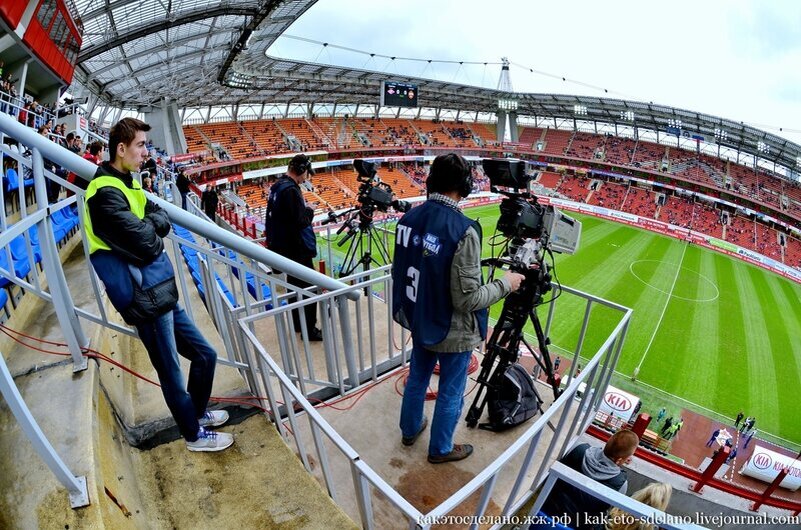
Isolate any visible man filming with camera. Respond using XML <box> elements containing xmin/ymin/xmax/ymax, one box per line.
<box><xmin>392</xmin><ymin>153</ymin><xmax>524</xmax><ymax>463</ymax></box>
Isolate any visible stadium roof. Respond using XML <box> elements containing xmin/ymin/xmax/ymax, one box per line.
<box><xmin>72</xmin><ymin>0</ymin><xmax>801</xmax><ymax>173</ymax></box>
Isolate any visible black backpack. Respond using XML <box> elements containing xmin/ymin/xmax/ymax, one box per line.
<box><xmin>484</xmin><ymin>363</ymin><xmax>542</xmax><ymax>431</ymax></box>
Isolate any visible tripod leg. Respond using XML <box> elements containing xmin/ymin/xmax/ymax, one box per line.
<box><xmin>529</xmin><ymin>309</ymin><xmax>560</xmax><ymax>399</ymax></box>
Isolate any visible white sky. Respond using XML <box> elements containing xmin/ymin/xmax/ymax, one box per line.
<box><xmin>267</xmin><ymin>0</ymin><xmax>801</xmax><ymax>147</ymax></box>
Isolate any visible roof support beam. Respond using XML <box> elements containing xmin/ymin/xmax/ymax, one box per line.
<box><xmin>78</xmin><ymin>6</ymin><xmax>257</xmax><ymax>63</ymax></box>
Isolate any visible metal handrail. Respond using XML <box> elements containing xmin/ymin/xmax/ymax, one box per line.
<box><xmin>0</xmin><ymin>112</ymin><xmax>358</xmax><ymax>300</ymax></box>
<box><xmin>532</xmin><ymin>462</ymin><xmax>706</xmax><ymax>530</ymax></box>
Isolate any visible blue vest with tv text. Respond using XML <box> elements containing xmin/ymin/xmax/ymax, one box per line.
<box><xmin>392</xmin><ymin>200</ymin><xmax>488</xmax><ymax>347</ymax></box>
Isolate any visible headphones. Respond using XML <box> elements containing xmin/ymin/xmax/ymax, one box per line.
<box><xmin>457</xmin><ymin>164</ymin><xmax>473</xmax><ymax>198</ymax></box>
<box><xmin>289</xmin><ymin>155</ymin><xmax>313</xmax><ymax>176</ymax></box>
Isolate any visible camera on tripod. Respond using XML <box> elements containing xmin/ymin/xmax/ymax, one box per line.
<box><xmin>322</xmin><ymin>160</ymin><xmax>411</xmax><ymax>277</ymax></box>
<box><xmin>464</xmin><ymin>159</ymin><xmax>582</xmax><ymax>432</ymax></box>
<box><xmin>354</xmin><ymin>159</ymin><xmax>411</xmax><ymax>215</ymax></box>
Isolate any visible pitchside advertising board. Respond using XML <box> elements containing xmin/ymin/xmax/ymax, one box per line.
<box><xmin>741</xmin><ymin>445</ymin><xmax>801</xmax><ymax>491</ymax></box>
<box><xmin>570</xmin><ymin>382</ymin><xmax>642</xmax><ymax>423</ymax></box>
<box><xmin>598</xmin><ymin>386</ymin><xmax>642</xmax><ymax>423</ymax></box>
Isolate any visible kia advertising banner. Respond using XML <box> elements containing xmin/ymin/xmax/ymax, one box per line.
<box><xmin>741</xmin><ymin>445</ymin><xmax>801</xmax><ymax>491</ymax></box>
<box><xmin>597</xmin><ymin>385</ymin><xmax>641</xmax><ymax>423</ymax></box>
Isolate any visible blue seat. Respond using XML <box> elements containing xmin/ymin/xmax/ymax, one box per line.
<box><xmin>180</xmin><ymin>245</ymin><xmax>198</xmax><ymax>257</ymax></box>
<box><xmin>190</xmin><ymin>270</ymin><xmax>202</xmax><ymax>286</ymax></box>
<box><xmin>185</xmin><ymin>254</ymin><xmax>199</xmax><ymax>272</ymax></box>
<box><xmin>0</xmin><ymin>248</ymin><xmax>30</xmax><ymax>280</ymax></box>
<box><xmin>0</xmin><ymin>287</ymin><xmax>8</xmax><ymax>312</ymax></box>
<box><xmin>10</xmin><ymin>234</ymin><xmax>41</xmax><ymax>264</ymax></box>
<box><xmin>50</xmin><ymin>219</ymin><xmax>68</xmax><ymax>243</ymax></box>
<box><xmin>215</xmin><ymin>274</ymin><xmax>236</xmax><ymax>306</ymax></box>
<box><xmin>52</xmin><ymin>209</ymin><xmax>78</xmax><ymax>230</ymax></box>
<box><xmin>4</xmin><ymin>168</ymin><xmax>19</xmax><ymax>192</ymax></box>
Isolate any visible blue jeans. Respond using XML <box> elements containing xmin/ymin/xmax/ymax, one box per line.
<box><xmin>135</xmin><ymin>306</ymin><xmax>217</xmax><ymax>442</ymax></box>
<box><xmin>181</xmin><ymin>192</ymin><xmax>188</xmax><ymax>210</ymax></box>
<box><xmin>400</xmin><ymin>342</ymin><xmax>471</xmax><ymax>457</ymax></box>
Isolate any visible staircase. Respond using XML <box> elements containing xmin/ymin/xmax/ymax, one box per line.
<box><xmin>305</xmin><ymin>117</ymin><xmax>333</xmax><ymax>148</ymax></box>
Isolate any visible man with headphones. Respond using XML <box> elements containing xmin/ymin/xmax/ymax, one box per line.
<box><xmin>392</xmin><ymin>153</ymin><xmax>524</xmax><ymax>463</ymax></box>
<box><xmin>264</xmin><ymin>154</ymin><xmax>322</xmax><ymax>341</ymax></box>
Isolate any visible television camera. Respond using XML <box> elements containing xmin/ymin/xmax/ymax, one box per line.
<box><xmin>323</xmin><ymin>160</ymin><xmax>410</xmax><ymax>277</ymax></box>
<box><xmin>465</xmin><ymin>159</ymin><xmax>581</xmax><ymax>431</ymax></box>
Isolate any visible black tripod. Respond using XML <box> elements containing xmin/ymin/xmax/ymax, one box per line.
<box><xmin>336</xmin><ymin>206</ymin><xmax>392</xmax><ymax>277</ymax></box>
<box><xmin>465</xmin><ymin>256</ymin><xmax>560</xmax><ymax>429</ymax></box>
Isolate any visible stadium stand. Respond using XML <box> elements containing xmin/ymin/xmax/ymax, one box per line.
<box><xmin>516</xmin><ymin>127</ymin><xmax>540</xmax><ymax>149</ymax></box>
<box><xmin>470</xmin><ymin>122</ymin><xmax>497</xmax><ymax>146</ymax></box>
<box><xmin>535</xmin><ymin>171</ymin><xmax>562</xmax><ymax>190</ymax></box>
<box><xmin>541</xmin><ymin>128</ymin><xmax>572</xmax><ymax>155</ymax></box>
<box><xmin>603</xmin><ymin>137</ymin><xmax>637</xmax><ymax>165</ymax></box>
<box><xmin>620</xmin><ymin>186</ymin><xmax>657</xmax><ymax>219</ymax></box>
<box><xmin>631</xmin><ymin>140</ymin><xmax>665</xmax><ymax>170</ymax></box>
<box><xmin>785</xmin><ymin>235</ymin><xmax>801</xmax><ymax>268</ymax></box>
<box><xmin>661</xmin><ymin>196</ymin><xmax>695</xmax><ymax>229</ymax></box>
<box><xmin>756</xmin><ymin>223</ymin><xmax>783</xmax><ymax>260</ymax></box>
<box><xmin>587</xmin><ymin>181</ymin><xmax>626</xmax><ymax>209</ymax></box>
<box><xmin>566</xmin><ymin>131</ymin><xmax>604</xmax><ymax>160</ymax></box>
<box><xmin>725</xmin><ymin>213</ymin><xmax>756</xmax><ymax>248</ymax></box>
<box><xmin>556</xmin><ymin>174</ymin><xmax>590</xmax><ymax>202</ymax></box>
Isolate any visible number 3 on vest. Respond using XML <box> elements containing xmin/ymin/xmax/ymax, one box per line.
<box><xmin>406</xmin><ymin>266</ymin><xmax>420</xmax><ymax>302</ymax></box>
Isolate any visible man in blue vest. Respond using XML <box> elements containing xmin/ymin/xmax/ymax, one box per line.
<box><xmin>85</xmin><ymin>118</ymin><xmax>232</xmax><ymax>452</ymax></box>
<box><xmin>392</xmin><ymin>153</ymin><xmax>524</xmax><ymax>463</ymax></box>
<box><xmin>264</xmin><ymin>154</ymin><xmax>322</xmax><ymax>341</ymax></box>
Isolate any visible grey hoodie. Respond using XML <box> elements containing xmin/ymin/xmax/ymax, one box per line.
<box><xmin>581</xmin><ymin>446</ymin><xmax>629</xmax><ymax>493</ymax></box>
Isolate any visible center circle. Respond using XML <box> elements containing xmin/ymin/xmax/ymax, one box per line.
<box><xmin>628</xmin><ymin>260</ymin><xmax>720</xmax><ymax>303</ymax></box>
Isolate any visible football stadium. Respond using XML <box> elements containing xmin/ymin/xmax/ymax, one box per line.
<box><xmin>1</xmin><ymin>0</ymin><xmax>801</xmax><ymax>528</ymax></box>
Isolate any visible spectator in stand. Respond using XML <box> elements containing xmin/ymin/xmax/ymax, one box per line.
<box><xmin>602</xmin><ymin>482</ymin><xmax>672</xmax><ymax>530</ymax></box>
<box><xmin>176</xmin><ymin>168</ymin><xmax>191</xmax><ymax>209</ymax></box>
<box><xmin>536</xmin><ymin>430</ymin><xmax>639</xmax><ymax>530</ymax></box>
<box><xmin>142</xmin><ymin>176</ymin><xmax>154</xmax><ymax>192</ymax></box>
<box><xmin>85</xmin><ymin>117</ymin><xmax>232</xmax><ymax>452</ymax></box>
<box><xmin>83</xmin><ymin>141</ymin><xmax>105</xmax><ymax>165</ymax></box>
<box><xmin>201</xmin><ymin>185</ymin><xmax>219</xmax><ymax>221</ymax></box>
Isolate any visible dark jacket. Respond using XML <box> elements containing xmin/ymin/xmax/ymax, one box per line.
<box><xmin>264</xmin><ymin>175</ymin><xmax>316</xmax><ymax>260</ymax></box>
<box><xmin>88</xmin><ymin>163</ymin><xmax>171</xmax><ymax>267</ymax></box>
<box><xmin>539</xmin><ymin>443</ymin><xmax>627</xmax><ymax>530</ymax></box>
<box><xmin>87</xmin><ymin>163</ymin><xmax>178</xmax><ymax>325</ymax></box>
<box><xmin>176</xmin><ymin>172</ymin><xmax>191</xmax><ymax>194</ymax></box>
<box><xmin>201</xmin><ymin>188</ymin><xmax>219</xmax><ymax>217</ymax></box>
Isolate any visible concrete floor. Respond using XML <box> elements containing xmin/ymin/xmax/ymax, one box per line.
<box><xmin>281</xmin><ymin>355</ymin><xmax>569</xmax><ymax>529</ymax></box>
<box><xmin>0</xmin><ymin>238</ymin><xmax>356</xmax><ymax>529</ymax></box>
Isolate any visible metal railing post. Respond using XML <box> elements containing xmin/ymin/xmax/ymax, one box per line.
<box><xmin>0</xmin><ymin>350</ymin><xmax>89</xmax><ymax>508</ymax></box>
<box><xmin>31</xmin><ymin>148</ymin><xmax>88</xmax><ymax>371</ymax></box>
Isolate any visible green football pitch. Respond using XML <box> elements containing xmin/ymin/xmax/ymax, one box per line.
<box><xmin>319</xmin><ymin>204</ymin><xmax>801</xmax><ymax>446</ymax></box>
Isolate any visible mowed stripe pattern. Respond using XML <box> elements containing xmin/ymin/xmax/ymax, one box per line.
<box><xmin>326</xmin><ymin>205</ymin><xmax>801</xmax><ymax>442</ymax></box>
<box><xmin>464</xmin><ymin>206</ymin><xmax>801</xmax><ymax>443</ymax></box>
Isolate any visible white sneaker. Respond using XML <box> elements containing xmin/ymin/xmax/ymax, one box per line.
<box><xmin>198</xmin><ymin>409</ymin><xmax>229</xmax><ymax>428</ymax></box>
<box><xmin>186</xmin><ymin>428</ymin><xmax>234</xmax><ymax>452</ymax></box>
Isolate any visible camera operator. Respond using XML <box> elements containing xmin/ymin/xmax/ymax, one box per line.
<box><xmin>264</xmin><ymin>154</ymin><xmax>323</xmax><ymax>341</ymax></box>
<box><xmin>392</xmin><ymin>153</ymin><xmax>524</xmax><ymax>463</ymax></box>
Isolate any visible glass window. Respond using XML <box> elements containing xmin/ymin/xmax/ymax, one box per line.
<box><xmin>37</xmin><ymin>0</ymin><xmax>58</xmax><ymax>29</ymax></box>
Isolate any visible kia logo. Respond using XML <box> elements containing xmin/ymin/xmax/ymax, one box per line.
<box><xmin>604</xmin><ymin>392</ymin><xmax>632</xmax><ymax>412</ymax></box>
<box><xmin>753</xmin><ymin>453</ymin><xmax>772</xmax><ymax>470</ymax></box>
